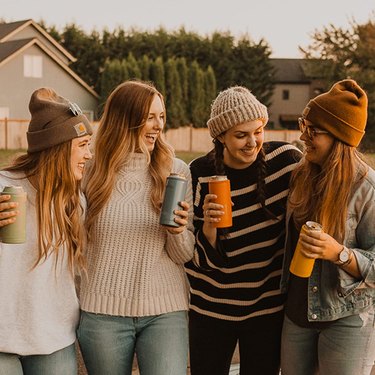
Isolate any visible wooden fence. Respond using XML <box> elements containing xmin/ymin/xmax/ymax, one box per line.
<box><xmin>0</xmin><ymin>119</ymin><xmax>302</xmax><ymax>152</ymax></box>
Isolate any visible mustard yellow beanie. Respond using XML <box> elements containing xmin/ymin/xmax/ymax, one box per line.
<box><xmin>302</xmin><ymin>79</ymin><xmax>367</xmax><ymax>147</ymax></box>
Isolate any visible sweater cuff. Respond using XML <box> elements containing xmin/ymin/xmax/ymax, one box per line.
<box><xmin>196</xmin><ymin>229</ymin><xmax>228</xmax><ymax>267</ymax></box>
<box><xmin>166</xmin><ymin>229</ymin><xmax>195</xmax><ymax>264</ymax></box>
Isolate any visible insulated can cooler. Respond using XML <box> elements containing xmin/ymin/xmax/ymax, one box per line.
<box><xmin>208</xmin><ymin>175</ymin><xmax>232</xmax><ymax>228</ymax></box>
<box><xmin>160</xmin><ymin>173</ymin><xmax>188</xmax><ymax>227</ymax></box>
<box><xmin>0</xmin><ymin>186</ymin><xmax>27</xmax><ymax>244</ymax></box>
<box><xmin>289</xmin><ymin>220</ymin><xmax>323</xmax><ymax>278</ymax></box>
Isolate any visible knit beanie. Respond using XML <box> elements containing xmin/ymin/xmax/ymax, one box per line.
<box><xmin>302</xmin><ymin>79</ymin><xmax>367</xmax><ymax>147</ymax></box>
<box><xmin>207</xmin><ymin>86</ymin><xmax>268</xmax><ymax>139</ymax></box>
<box><xmin>27</xmin><ymin>87</ymin><xmax>93</xmax><ymax>153</ymax></box>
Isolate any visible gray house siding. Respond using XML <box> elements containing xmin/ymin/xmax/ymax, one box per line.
<box><xmin>269</xmin><ymin>83</ymin><xmax>311</xmax><ymax>128</ymax></box>
<box><xmin>0</xmin><ymin>44</ymin><xmax>97</xmax><ymax>120</ymax></box>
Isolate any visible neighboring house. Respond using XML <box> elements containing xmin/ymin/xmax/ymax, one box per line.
<box><xmin>269</xmin><ymin>58</ymin><xmax>325</xmax><ymax>130</ymax></box>
<box><xmin>0</xmin><ymin>19</ymin><xmax>99</xmax><ymax>120</ymax></box>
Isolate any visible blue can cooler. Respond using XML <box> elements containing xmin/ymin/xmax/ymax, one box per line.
<box><xmin>160</xmin><ymin>173</ymin><xmax>187</xmax><ymax>227</ymax></box>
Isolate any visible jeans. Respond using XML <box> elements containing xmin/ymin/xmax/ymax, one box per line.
<box><xmin>281</xmin><ymin>312</ymin><xmax>375</xmax><ymax>375</ymax></box>
<box><xmin>0</xmin><ymin>343</ymin><xmax>77</xmax><ymax>375</ymax></box>
<box><xmin>77</xmin><ymin>310</ymin><xmax>188</xmax><ymax>375</ymax></box>
<box><xmin>189</xmin><ymin>310</ymin><xmax>283</xmax><ymax>375</ymax></box>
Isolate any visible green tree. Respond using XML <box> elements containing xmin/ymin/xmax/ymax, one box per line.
<box><xmin>203</xmin><ymin>65</ymin><xmax>217</xmax><ymax>124</ymax></box>
<box><xmin>139</xmin><ymin>55</ymin><xmax>151</xmax><ymax>81</ymax></box>
<box><xmin>189</xmin><ymin>61</ymin><xmax>205</xmax><ymax>128</ymax></box>
<box><xmin>165</xmin><ymin>58</ymin><xmax>184</xmax><ymax>128</ymax></box>
<box><xmin>176</xmin><ymin>57</ymin><xmax>190</xmax><ymax>124</ymax></box>
<box><xmin>232</xmin><ymin>36</ymin><xmax>274</xmax><ymax>105</ymax></box>
<box><xmin>100</xmin><ymin>59</ymin><xmax>128</xmax><ymax>105</ymax></box>
<box><xmin>126</xmin><ymin>52</ymin><xmax>141</xmax><ymax>79</ymax></box>
<box><xmin>150</xmin><ymin>57</ymin><xmax>166</xmax><ymax>96</ymax></box>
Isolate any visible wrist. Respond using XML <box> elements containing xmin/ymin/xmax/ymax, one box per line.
<box><xmin>334</xmin><ymin>246</ymin><xmax>353</xmax><ymax>267</ymax></box>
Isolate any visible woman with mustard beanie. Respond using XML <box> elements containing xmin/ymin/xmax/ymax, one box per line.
<box><xmin>280</xmin><ymin>79</ymin><xmax>375</xmax><ymax>375</ymax></box>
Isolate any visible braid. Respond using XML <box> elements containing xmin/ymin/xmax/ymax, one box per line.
<box><xmin>213</xmin><ymin>140</ymin><xmax>226</xmax><ymax>176</ymax></box>
<box><xmin>256</xmin><ymin>148</ymin><xmax>277</xmax><ymax>220</ymax></box>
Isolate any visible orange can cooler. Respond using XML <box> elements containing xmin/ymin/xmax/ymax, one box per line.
<box><xmin>208</xmin><ymin>175</ymin><xmax>232</xmax><ymax>228</ymax></box>
<box><xmin>289</xmin><ymin>221</ymin><xmax>323</xmax><ymax>278</ymax></box>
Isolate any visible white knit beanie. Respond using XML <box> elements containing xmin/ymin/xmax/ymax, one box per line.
<box><xmin>207</xmin><ymin>86</ymin><xmax>268</xmax><ymax>139</ymax></box>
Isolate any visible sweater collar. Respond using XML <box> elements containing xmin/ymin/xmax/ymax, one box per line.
<box><xmin>126</xmin><ymin>152</ymin><xmax>149</xmax><ymax>171</ymax></box>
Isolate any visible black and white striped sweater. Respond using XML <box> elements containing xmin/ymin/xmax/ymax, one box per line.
<box><xmin>185</xmin><ymin>141</ymin><xmax>302</xmax><ymax>321</ymax></box>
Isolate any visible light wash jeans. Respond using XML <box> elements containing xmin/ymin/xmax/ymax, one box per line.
<box><xmin>77</xmin><ymin>310</ymin><xmax>188</xmax><ymax>375</ymax></box>
<box><xmin>281</xmin><ymin>312</ymin><xmax>375</xmax><ymax>375</ymax></box>
<box><xmin>0</xmin><ymin>343</ymin><xmax>77</xmax><ymax>375</ymax></box>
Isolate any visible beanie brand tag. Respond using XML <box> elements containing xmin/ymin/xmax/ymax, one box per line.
<box><xmin>74</xmin><ymin>122</ymin><xmax>88</xmax><ymax>136</ymax></box>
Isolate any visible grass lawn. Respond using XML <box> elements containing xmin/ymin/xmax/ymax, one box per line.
<box><xmin>1</xmin><ymin>149</ymin><xmax>374</xmax><ymax>169</ymax></box>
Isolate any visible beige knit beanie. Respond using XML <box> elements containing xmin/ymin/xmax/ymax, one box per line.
<box><xmin>207</xmin><ymin>86</ymin><xmax>268</xmax><ymax>139</ymax></box>
<box><xmin>27</xmin><ymin>87</ymin><xmax>93</xmax><ymax>153</ymax></box>
<box><xmin>302</xmin><ymin>79</ymin><xmax>367</xmax><ymax>147</ymax></box>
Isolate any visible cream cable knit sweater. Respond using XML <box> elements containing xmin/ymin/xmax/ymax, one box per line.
<box><xmin>80</xmin><ymin>153</ymin><xmax>195</xmax><ymax>317</ymax></box>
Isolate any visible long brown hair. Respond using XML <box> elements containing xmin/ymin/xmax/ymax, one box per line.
<box><xmin>288</xmin><ymin>140</ymin><xmax>367</xmax><ymax>241</ymax></box>
<box><xmin>4</xmin><ymin>143</ymin><xmax>86</xmax><ymax>272</ymax></box>
<box><xmin>85</xmin><ymin>80</ymin><xmax>174</xmax><ymax>235</ymax></box>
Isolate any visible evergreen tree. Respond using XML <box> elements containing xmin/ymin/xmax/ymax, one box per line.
<box><xmin>126</xmin><ymin>52</ymin><xmax>142</xmax><ymax>79</ymax></box>
<box><xmin>139</xmin><ymin>55</ymin><xmax>151</xmax><ymax>81</ymax></box>
<box><xmin>189</xmin><ymin>61</ymin><xmax>205</xmax><ymax>128</ymax></box>
<box><xmin>150</xmin><ymin>57</ymin><xmax>166</xmax><ymax>96</ymax></box>
<box><xmin>203</xmin><ymin>66</ymin><xmax>217</xmax><ymax>124</ymax></box>
<box><xmin>165</xmin><ymin>58</ymin><xmax>184</xmax><ymax>128</ymax></box>
<box><xmin>100</xmin><ymin>59</ymin><xmax>128</xmax><ymax>105</ymax></box>
<box><xmin>176</xmin><ymin>57</ymin><xmax>190</xmax><ymax>124</ymax></box>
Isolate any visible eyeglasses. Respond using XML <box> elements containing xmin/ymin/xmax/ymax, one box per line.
<box><xmin>298</xmin><ymin>117</ymin><xmax>329</xmax><ymax>140</ymax></box>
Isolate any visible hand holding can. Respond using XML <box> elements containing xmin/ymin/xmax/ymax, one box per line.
<box><xmin>208</xmin><ymin>176</ymin><xmax>232</xmax><ymax>228</ymax></box>
<box><xmin>289</xmin><ymin>221</ymin><xmax>323</xmax><ymax>278</ymax></box>
<box><xmin>0</xmin><ymin>186</ymin><xmax>27</xmax><ymax>244</ymax></box>
<box><xmin>160</xmin><ymin>174</ymin><xmax>188</xmax><ymax>228</ymax></box>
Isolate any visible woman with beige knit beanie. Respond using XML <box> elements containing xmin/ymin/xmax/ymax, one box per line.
<box><xmin>280</xmin><ymin>79</ymin><xmax>375</xmax><ymax>375</ymax></box>
<box><xmin>185</xmin><ymin>86</ymin><xmax>302</xmax><ymax>374</ymax></box>
<box><xmin>77</xmin><ymin>80</ymin><xmax>195</xmax><ymax>375</ymax></box>
<box><xmin>0</xmin><ymin>87</ymin><xmax>93</xmax><ymax>374</ymax></box>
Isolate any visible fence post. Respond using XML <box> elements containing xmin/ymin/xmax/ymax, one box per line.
<box><xmin>5</xmin><ymin>117</ymin><xmax>8</xmax><ymax>150</ymax></box>
<box><xmin>189</xmin><ymin>124</ymin><xmax>193</xmax><ymax>152</ymax></box>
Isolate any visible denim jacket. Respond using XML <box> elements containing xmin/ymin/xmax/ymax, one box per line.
<box><xmin>280</xmin><ymin>166</ymin><xmax>375</xmax><ymax>322</ymax></box>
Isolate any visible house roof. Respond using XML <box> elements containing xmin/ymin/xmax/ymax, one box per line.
<box><xmin>271</xmin><ymin>58</ymin><xmax>311</xmax><ymax>84</ymax></box>
<box><xmin>0</xmin><ymin>38</ymin><xmax>32</xmax><ymax>62</ymax></box>
<box><xmin>0</xmin><ymin>19</ymin><xmax>76</xmax><ymax>62</ymax></box>
<box><xmin>0</xmin><ymin>37</ymin><xmax>99</xmax><ymax>98</ymax></box>
<box><xmin>0</xmin><ymin>20</ymin><xmax>28</xmax><ymax>40</ymax></box>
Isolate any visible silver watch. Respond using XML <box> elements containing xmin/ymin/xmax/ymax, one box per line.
<box><xmin>336</xmin><ymin>247</ymin><xmax>352</xmax><ymax>266</ymax></box>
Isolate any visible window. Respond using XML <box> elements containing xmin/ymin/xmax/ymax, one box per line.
<box><xmin>24</xmin><ymin>55</ymin><xmax>43</xmax><ymax>78</ymax></box>
<box><xmin>282</xmin><ymin>90</ymin><xmax>289</xmax><ymax>100</ymax></box>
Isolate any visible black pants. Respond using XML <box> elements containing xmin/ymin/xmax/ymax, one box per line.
<box><xmin>189</xmin><ymin>310</ymin><xmax>284</xmax><ymax>375</ymax></box>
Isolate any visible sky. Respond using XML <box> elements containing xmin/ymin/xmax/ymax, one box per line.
<box><xmin>1</xmin><ymin>0</ymin><xmax>374</xmax><ymax>58</ymax></box>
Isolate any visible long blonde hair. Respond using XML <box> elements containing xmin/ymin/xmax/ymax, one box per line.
<box><xmin>288</xmin><ymin>140</ymin><xmax>367</xmax><ymax>242</ymax></box>
<box><xmin>85</xmin><ymin>80</ymin><xmax>174</xmax><ymax>235</ymax></box>
<box><xmin>4</xmin><ymin>142</ymin><xmax>86</xmax><ymax>272</ymax></box>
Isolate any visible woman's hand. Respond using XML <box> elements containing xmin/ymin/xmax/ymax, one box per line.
<box><xmin>0</xmin><ymin>194</ymin><xmax>19</xmax><ymax>227</ymax></box>
<box><xmin>299</xmin><ymin>230</ymin><xmax>342</xmax><ymax>263</ymax></box>
<box><xmin>165</xmin><ymin>201</ymin><xmax>189</xmax><ymax>235</ymax></box>
<box><xmin>201</xmin><ymin>193</ymin><xmax>224</xmax><ymax>247</ymax></box>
